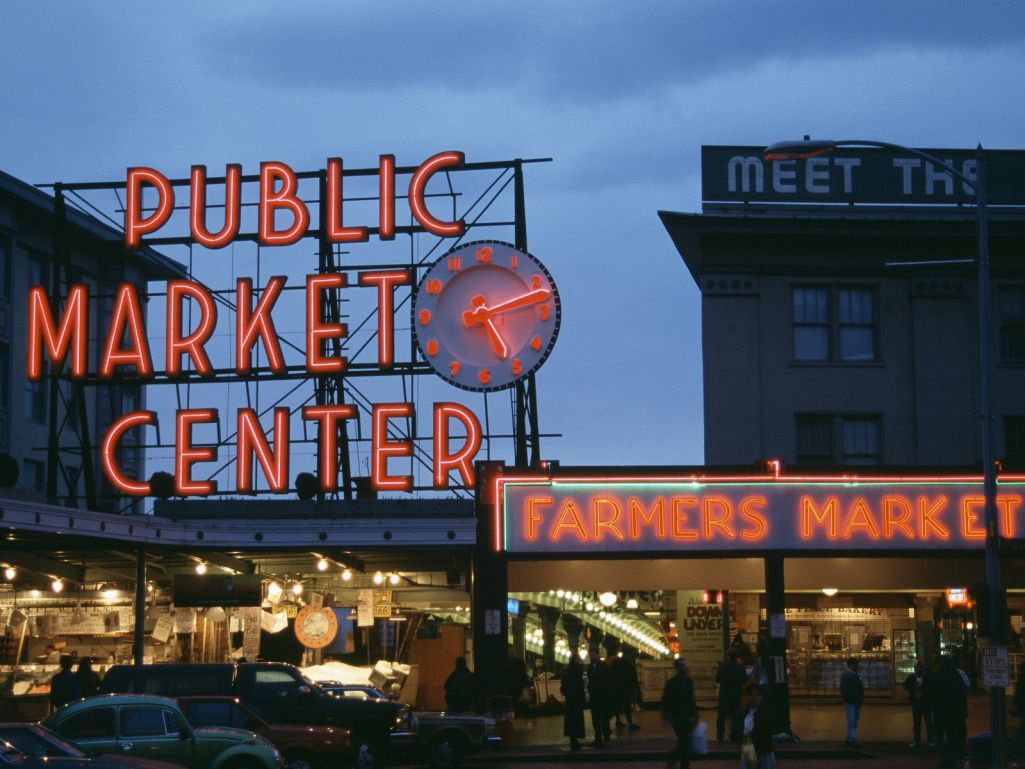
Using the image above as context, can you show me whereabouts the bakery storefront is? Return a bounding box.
[473,464,1025,710]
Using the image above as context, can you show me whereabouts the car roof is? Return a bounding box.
[56,694,181,711]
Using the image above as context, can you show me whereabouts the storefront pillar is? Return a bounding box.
[538,605,560,672]
[764,554,791,735]
[473,461,508,707]
[134,547,146,665]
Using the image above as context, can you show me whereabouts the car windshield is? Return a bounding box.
[0,728,85,759]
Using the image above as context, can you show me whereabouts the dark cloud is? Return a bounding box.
[203,1,1025,100]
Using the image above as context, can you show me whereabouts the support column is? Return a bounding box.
[538,605,560,673]
[134,547,146,665]
[764,555,791,735]
[473,461,508,709]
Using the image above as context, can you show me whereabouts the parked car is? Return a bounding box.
[0,724,184,769]
[177,696,351,769]
[320,683,500,768]
[41,694,284,769]
[100,663,414,769]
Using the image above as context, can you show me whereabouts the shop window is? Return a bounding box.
[796,414,881,466]
[58,708,115,740]
[120,707,168,737]
[1000,287,1025,363]
[792,285,877,363]
[1005,416,1025,467]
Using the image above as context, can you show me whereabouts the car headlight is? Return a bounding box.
[393,707,413,732]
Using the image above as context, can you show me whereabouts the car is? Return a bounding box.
[41,694,285,769]
[320,683,500,769]
[177,696,352,769]
[100,662,413,769]
[0,724,184,769]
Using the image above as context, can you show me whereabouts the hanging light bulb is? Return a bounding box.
[195,562,207,575]
[626,598,639,610]
[599,592,618,608]
[3,567,14,581]
[373,572,384,585]
[267,582,283,601]
[51,579,64,593]
[341,569,352,582]
[316,558,329,572]
[146,583,154,594]
[292,582,303,597]
[388,573,400,586]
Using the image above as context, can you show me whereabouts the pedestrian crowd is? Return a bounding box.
[48,654,102,710]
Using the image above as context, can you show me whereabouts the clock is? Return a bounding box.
[294,605,338,649]
[412,240,561,392]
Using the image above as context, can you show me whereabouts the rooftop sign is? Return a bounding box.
[701,145,1025,206]
[494,473,1025,554]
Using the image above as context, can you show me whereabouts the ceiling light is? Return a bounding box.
[51,579,63,593]
[102,588,119,600]
[195,562,207,575]
[373,572,384,585]
[626,598,639,610]
[388,573,400,586]
[267,582,283,601]
[599,592,617,608]
[341,569,352,582]
[3,567,14,581]
[146,583,154,594]
[822,587,838,597]
[292,583,303,597]
[316,558,329,572]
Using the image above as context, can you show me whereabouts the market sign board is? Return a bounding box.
[701,145,1025,206]
[494,473,1025,554]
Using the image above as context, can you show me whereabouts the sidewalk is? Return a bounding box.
[466,696,1024,765]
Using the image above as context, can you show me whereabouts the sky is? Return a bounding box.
[4,1,1025,491]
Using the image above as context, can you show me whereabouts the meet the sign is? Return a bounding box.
[701,145,1025,206]
[496,475,1025,554]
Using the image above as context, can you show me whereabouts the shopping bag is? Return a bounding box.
[741,736,758,767]
[690,719,708,756]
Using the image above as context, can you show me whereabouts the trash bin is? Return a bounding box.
[486,695,515,742]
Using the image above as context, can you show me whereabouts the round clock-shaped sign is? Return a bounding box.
[294,605,338,649]
[412,240,561,392]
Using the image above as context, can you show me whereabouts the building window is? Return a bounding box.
[1006,416,1025,467]
[792,286,876,362]
[796,414,882,466]
[999,287,1025,363]
[22,460,44,492]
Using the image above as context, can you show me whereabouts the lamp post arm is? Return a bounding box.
[831,140,978,193]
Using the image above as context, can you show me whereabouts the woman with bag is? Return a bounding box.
[661,658,698,769]
[741,683,776,769]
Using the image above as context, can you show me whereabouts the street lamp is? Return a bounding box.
[764,138,1006,768]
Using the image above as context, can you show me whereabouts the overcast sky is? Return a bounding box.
[4,2,1025,484]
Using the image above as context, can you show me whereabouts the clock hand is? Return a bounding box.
[478,288,551,317]
[482,316,510,359]
[461,295,510,359]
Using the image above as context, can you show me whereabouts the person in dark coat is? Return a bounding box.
[611,651,640,730]
[839,657,864,748]
[586,645,612,747]
[75,656,101,698]
[560,655,586,751]
[49,655,82,710]
[443,656,475,713]
[933,655,968,768]
[902,659,934,747]
[715,653,747,742]
[741,683,775,769]
[661,658,698,769]
[729,633,754,666]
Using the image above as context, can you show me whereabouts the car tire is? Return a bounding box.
[428,734,465,769]
[352,740,380,769]
[284,750,318,769]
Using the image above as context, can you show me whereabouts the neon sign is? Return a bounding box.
[495,474,1025,553]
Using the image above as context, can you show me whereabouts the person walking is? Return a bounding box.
[661,658,698,769]
[561,655,586,752]
[933,655,968,768]
[902,659,934,748]
[715,653,747,742]
[49,655,82,711]
[740,682,776,769]
[612,651,640,730]
[443,656,475,713]
[75,657,101,698]
[839,657,864,749]
[586,644,612,747]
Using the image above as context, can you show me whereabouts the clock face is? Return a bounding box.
[294,606,338,649]
[412,240,561,392]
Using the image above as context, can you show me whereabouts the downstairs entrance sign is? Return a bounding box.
[493,473,1025,553]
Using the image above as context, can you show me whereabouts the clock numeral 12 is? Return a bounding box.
[476,246,492,262]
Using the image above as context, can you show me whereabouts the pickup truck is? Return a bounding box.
[100,663,414,769]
